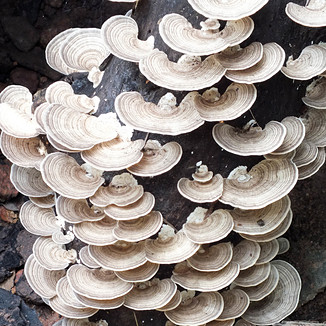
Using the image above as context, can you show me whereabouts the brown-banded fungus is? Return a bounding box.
[292,141,318,167]
[285,1,326,27]
[187,242,233,272]
[67,264,133,300]
[139,49,226,91]
[212,120,286,156]
[73,292,124,310]
[115,91,203,135]
[52,230,75,245]
[302,108,326,147]
[30,194,55,208]
[230,195,291,235]
[187,0,268,20]
[302,77,326,109]
[281,44,326,80]
[220,159,298,209]
[145,225,200,264]
[40,153,104,199]
[225,43,285,84]
[298,147,326,180]
[183,207,234,244]
[128,140,183,176]
[79,246,101,269]
[171,261,240,292]
[88,241,147,271]
[101,15,154,62]
[165,291,224,326]
[24,254,65,299]
[231,240,261,270]
[177,165,223,203]
[157,290,182,312]
[233,263,271,287]
[45,81,100,114]
[192,83,257,122]
[256,240,280,265]
[124,278,177,310]
[277,238,290,255]
[242,260,301,325]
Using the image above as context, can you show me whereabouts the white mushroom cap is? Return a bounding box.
[298,147,326,180]
[115,92,204,135]
[285,1,326,27]
[231,240,261,270]
[187,0,268,20]
[79,246,100,269]
[139,49,226,91]
[233,263,271,288]
[73,292,124,310]
[302,108,326,147]
[302,77,326,109]
[292,141,318,168]
[101,15,154,62]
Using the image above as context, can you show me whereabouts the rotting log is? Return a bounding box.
[68,0,326,324]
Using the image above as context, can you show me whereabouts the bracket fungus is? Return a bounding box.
[101,15,154,62]
[139,49,226,91]
[115,91,203,135]
[212,120,286,156]
[302,77,326,109]
[187,0,268,20]
[255,240,280,265]
[231,240,261,270]
[285,0,326,27]
[233,263,271,288]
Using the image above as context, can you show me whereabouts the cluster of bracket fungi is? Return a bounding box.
[1,0,326,325]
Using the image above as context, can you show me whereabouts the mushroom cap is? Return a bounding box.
[113,211,163,242]
[115,91,203,135]
[56,276,86,309]
[172,261,240,292]
[79,246,100,269]
[220,159,298,209]
[233,263,271,288]
[101,15,154,62]
[104,192,155,220]
[45,28,80,75]
[233,264,280,302]
[88,241,147,271]
[242,260,301,325]
[298,147,326,180]
[159,14,253,56]
[124,278,177,310]
[177,174,224,203]
[59,28,110,73]
[33,236,77,270]
[234,320,254,326]
[302,78,326,109]
[240,209,293,242]
[302,108,326,147]
[43,105,118,151]
[52,230,75,245]
[128,140,183,176]
[157,290,182,312]
[216,43,263,71]
[40,153,104,199]
[165,292,224,326]
[10,165,53,197]
[187,242,233,272]
[187,0,268,20]
[19,200,60,236]
[0,84,32,114]
[56,196,105,224]
[30,194,55,208]
[24,254,65,299]
[217,289,250,321]
[231,195,291,235]
[192,83,257,122]
[145,228,200,264]
[73,292,124,310]
[192,165,214,182]
[292,141,318,167]
[281,44,326,80]
[81,138,144,171]
[183,208,234,244]
[73,217,117,246]
[139,49,226,91]
[115,261,160,283]
[271,116,305,155]
[212,121,286,156]
[90,174,144,207]
[277,237,290,255]
[0,133,46,170]
[49,295,98,319]
[67,264,133,300]
[225,43,285,84]
[256,240,280,265]
[231,240,261,270]
[45,81,100,114]
[285,1,326,28]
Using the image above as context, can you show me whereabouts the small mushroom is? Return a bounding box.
[256,240,280,265]
[298,147,326,180]
[231,240,261,270]
[233,263,271,287]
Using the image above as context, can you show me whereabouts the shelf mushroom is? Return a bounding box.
[115,91,203,135]
[298,147,326,180]
[219,159,298,209]
[231,240,261,270]
[72,292,125,310]
[177,165,224,203]
[302,78,326,109]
